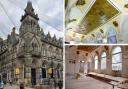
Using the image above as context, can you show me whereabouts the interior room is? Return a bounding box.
[65,0,128,44]
[65,45,128,89]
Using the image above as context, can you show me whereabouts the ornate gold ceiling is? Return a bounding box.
[76,0,120,34]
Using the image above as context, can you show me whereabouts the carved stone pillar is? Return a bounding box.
[24,67,31,86]
[24,54,33,86]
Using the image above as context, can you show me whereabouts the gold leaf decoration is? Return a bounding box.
[113,21,118,27]
[76,0,86,6]
[100,29,104,33]
[124,4,128,8]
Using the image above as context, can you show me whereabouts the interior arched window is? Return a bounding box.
[84,38,89,43]
[101,52,106,70]
[74,37,81,43]
[107,27,117,44]
[94,55,98,70]
[90,36,95,43]
[112,47,122,70]
[96,33,103,43]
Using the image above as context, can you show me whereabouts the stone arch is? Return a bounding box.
[31,37,40,52]
[47,45,54,57]
[110,46,123,54]
[42,43,47,56]
[55,48,60,58]
[42,60,48,67]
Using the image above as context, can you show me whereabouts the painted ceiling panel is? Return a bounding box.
[76,0,120,34]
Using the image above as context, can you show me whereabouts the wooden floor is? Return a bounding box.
[65,75,120,89]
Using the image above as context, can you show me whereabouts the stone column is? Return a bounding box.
[36,67,41,84]
[24,66,31,86]
[122,51,128,78]
[24,54,33,86]
[107,56,112,75]
[98,57,101,73]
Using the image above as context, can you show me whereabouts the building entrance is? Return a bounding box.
[31,68,36,85]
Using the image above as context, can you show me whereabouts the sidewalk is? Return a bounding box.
[4,84,62,89]
[4,84,33,89]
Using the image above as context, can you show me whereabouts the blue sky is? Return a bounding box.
[0,0,63,39]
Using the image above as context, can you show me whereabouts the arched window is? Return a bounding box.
[32,42,38,51]
[107,27,117,44]
[74,37,81,43]
[90,36,95,43]
[96,33,103,43]
[112,47,122,70]
[101,52,106,70]
[84,38,89,43]
[95,56,98,70]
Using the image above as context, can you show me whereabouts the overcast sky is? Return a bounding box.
[0,0,63,39]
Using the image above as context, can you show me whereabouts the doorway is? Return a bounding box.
[42,68,46,78]
[31,68,36,85]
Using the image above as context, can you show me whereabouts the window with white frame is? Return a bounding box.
[95,56,98,70]
[112,47,122,71]
[101,52,106,70]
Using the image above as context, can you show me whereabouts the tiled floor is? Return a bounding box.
[65,75,120,89]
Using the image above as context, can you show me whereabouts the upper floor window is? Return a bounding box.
[95,56,98,70]
[101,52,106,70]
[112,47,122,70]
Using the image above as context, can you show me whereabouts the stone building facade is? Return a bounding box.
[0,1,63,86]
